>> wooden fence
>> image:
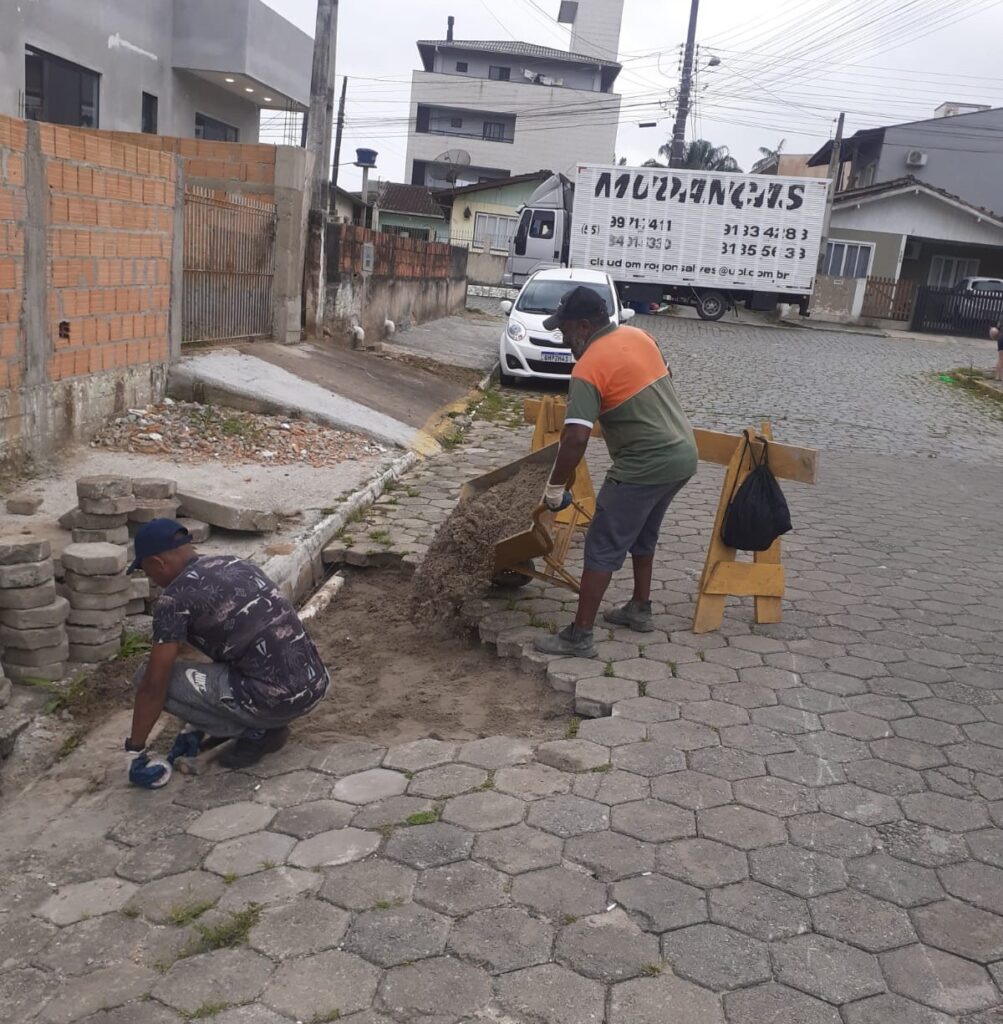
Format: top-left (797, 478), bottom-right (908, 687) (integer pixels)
top-left (862, 276), bottom-right (915, 321)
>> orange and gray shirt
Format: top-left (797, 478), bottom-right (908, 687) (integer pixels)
top-left (565, 323), bottom-right (698, 485)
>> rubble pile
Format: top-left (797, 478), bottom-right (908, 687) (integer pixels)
top-left (90, 401), bottom-right (380, 467)
top-left (0, 539), bottom-right (69, 684)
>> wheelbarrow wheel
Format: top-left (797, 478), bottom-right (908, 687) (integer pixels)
top-left (492, 560), bottom-right (535, 589)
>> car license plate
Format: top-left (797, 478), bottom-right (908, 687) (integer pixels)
top-left (541, 351), bottom-right (572, 363)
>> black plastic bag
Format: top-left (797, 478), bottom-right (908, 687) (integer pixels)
top-left (720, 436), bottom-right (792, 551)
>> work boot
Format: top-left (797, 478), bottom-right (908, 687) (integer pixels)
top-left (603, 600), bottom-right (654, 633)
top-left (219, 727), bottom-right (289, 769)
top-left (534, 624), bottom-right (597, 658)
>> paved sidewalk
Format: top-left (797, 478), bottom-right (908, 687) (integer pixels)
top-left (3, 321), bottom-right (1003, 1023)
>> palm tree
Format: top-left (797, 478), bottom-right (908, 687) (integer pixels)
top-left (752, 138), bottom-right (786, 174)
top-left (657, 138), bottom-right (742, 172)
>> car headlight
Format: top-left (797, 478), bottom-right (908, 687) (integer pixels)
top-left (507, 320), bottom-right (527, 343)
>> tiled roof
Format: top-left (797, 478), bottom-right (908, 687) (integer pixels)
top-left (418, 39), bottom-right (621, 69)
top-left (375, 182), bottom-right (445, 219)
top-left (834, 175), bottom-right (1003, 224)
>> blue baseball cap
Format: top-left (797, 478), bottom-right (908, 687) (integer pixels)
top-left (129, 518), bottom-right (193, 573)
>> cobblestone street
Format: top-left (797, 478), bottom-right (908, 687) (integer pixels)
top-left (4, 321), bottom-right (1003, 1024)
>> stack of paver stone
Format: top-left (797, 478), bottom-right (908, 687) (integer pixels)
top-left (63, 475), bottom-right (136, 545)
top-left (61, 542), bottom-right (129, 664)
top-left (0, 539), bottom-right (69, 683)
top-left (128, 477), bottom-right (179, 533)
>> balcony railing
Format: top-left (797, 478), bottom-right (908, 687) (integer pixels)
top-left (415, 126), bottom-right (514, 145)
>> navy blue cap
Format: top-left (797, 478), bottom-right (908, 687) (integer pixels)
top-left (129, 518), bottom-right (192, 573)
top-left (543, 286), bottom-right (609, 331)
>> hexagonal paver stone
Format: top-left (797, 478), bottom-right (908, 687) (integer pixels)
top-left (902, 792), bottom-right (990, 833)
top-left (1, 915), bottom-right (56, 972)
top-left (612, 696), bottom-right (680, 723)
top-left (527, 794), bottom-right (610, 838)
top-left (611, 799), bottom-right (695, 843)
top-left (698, 805), bottom-right (786, 850)
top-left (936, 861), bottom-right (1003, 915)
top-left (414, 861), bottom-right (508, 916)
top-left (684, 700), bottom-right (750, 729)
top-left (612, 741), bottom-right (686, 777)
top-left (565, 831), bottom-right (656, 881)
top-left (574, 769), bottom-right (650, 806)
top-left (577, 716), bottom-right (647, 747)
top-left (576, 678), bottom-right (639, 717)
top-left (845, 759), bottom-right (924, 797)
top-left (214, 866), bottom-right (321, 913)
top-left (766, 752), bottom-right (845, 787)
top-left (456, 735), bottom-right (533, 769)
top-left (751, 705), bottom-right (821, 734)
top-left (472, 823), bottom-right (564, 876)
top-left (871, 737), bottom-right (947, 770)
top-left (723, 982), bottom-right (841, 1024)
top-left (912, 899), bottom-right (1003, 963)
top-left (352, 795), bottom-right (436, 830)
top-left (124, 870), bottom-right (223, 925)
top-left (547, 657), bottom-right (605, 693)
top-left (810, 889), bottom-right (915, 952)
top-left (2, 969), bottom-right (56, 1024)
top-left (153, 948), bottom-right (274, 1015)
top-left (648, 719), bottom-right (720, 751)
top-left (609, 973), bottom-right (725, 1024)
top-left (379, 956), bottom-right (491, 1020)
top-left (269, 799), bottom-right (355, 839)
top-left (114, 834), bottom-right (211, 884)
top-left (788, 813), bottom-right (875, 859)
top-left (733, 777), bottom-right (818, 818)
top-left (555, 908), bottom-right (660, 982)
top-left (384, 822), bottom-right (473, 869)
top-left (494, 764), bottom-right (572, 800)
top-left (823, 711), bottom-right (893, 741)
top-left (709, 881), bottom-right (811, 941)
top-left (251, 770), bottom-right (332, 807)
top-left (846, 853), bottom-right (944, 907)
top-left (612, 873), bottom-right (706, 933)
top-left (651, 770), bottom-right (732, 810)
top-left (877, 820), bottom-right (967, 870)
top-left (188, 802), bottom-right (277, 841)
top-left (408, 764), bottom-right (487, 799)
top-left (496, 963), bottom-right (605, 1024)
top-left (209, 1009), bottom-right (298, 1024)
top-left (319, 859), bottom-right (416, 911)
top-left (880, 943), bottom-right (999, 1015)
top-left (841, 993), bottom-right (954, 1024)
top-left (37, 877), bottom-right (137, 925)
top-left (333, 768), bottom-right (408, 805)
top-left (772, 933), bottom-right (884, 1004)
top-left (511, 866), bottom-right (608, 921)
top-left (441, 791), bottom-right (525, 831)
top-left (536, 739), bottom-right (610, 772)
top-left (817, 785), bottom-right (901, 826)
top-left (69, 1003), bottom-right (181, 1024)
top-left (382, 739), bottom-right (459, 773)
top-left (656, 837), bottom-right (748, 888)
top-left (448, 907), bottom-right (555, 973)
top-left (968, 828), bottom-right (1003, 867)
top-left (688, 747), bottom-right (765, 781)
top-left (203, 830), bottom-right (294, 878)
top-left (263, 948), bottom-right (379, 1020)
top-left (312, 740), bottom-right (385, 777)
top-left (39, 963), bottom-right (158, 1024)
top-left (343, 904), bottom-right (450, 966)
top-left (750, 846), bottom-right (846, 898)
top-left (661, 923), bottom-right (771, 991)
top-left (248, 898), bottom-right (350, 959)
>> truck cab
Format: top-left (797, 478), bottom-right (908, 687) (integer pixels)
top-left (504, 174), bottom-right (573, 288)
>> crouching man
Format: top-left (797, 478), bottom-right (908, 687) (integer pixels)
top-left (125, 519), bottom-right (329, 788)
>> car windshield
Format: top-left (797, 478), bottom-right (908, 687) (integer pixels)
top-left (972, 281), bottom-right (1003, 292)
top-left (516, 279), bottom-right (613, 315)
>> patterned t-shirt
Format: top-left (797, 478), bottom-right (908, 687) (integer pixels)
top-left (153, 555), bottom-right (329, 715)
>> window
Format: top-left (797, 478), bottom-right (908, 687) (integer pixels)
top-left (530, 211), bottom-right (556, 240)
top-left (482, 121), bottom-right (506, 141)
top-left (489, 66), bottom-right (511, 81)
top-left (450, 117), bottom-right (463, 129)
top-left (142, 92), bottom-right (158, 134)
top-left (23, 46), bottom-right (99, 128)
top-left (929, 255), bottom-right (980, 288)
top-left (822, 240), bottom-right (872, 278)
top-left (456, 61), bottom-right (468, 72)
top-left (473, 212), bottom-right (517, 251)
top-left (195, 112), bottom-right (238, 143)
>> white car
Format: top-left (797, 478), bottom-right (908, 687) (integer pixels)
top-left (498, 268), bottom-right (634, 385)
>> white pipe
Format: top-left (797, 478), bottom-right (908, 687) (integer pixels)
top-left (351, 325), bottom-right (365, 345)
top-left (300, 572), bottom-right (345, 622)
top-left (384, 319), bottom-right (396, 337)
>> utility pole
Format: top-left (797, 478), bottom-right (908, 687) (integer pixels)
top-left (813, 112), bottom-right (845, 289)
top-left (668, 0), bottom-right (700, 168)
top-left (303, 0), bottom-right (338, 336)
top-left (331, 76), bottom-right (347, 190)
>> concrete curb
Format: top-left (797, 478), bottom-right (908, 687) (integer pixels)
top-left (264, 450), bottom-right (419, 605)
top-left (478, 361), bottom-right (500, 392)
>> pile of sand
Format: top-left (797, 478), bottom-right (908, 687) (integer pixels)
top-left (410, 462), bottom-right (552, 624)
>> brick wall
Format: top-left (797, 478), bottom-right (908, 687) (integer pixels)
top-left (0, 117), bottom-right (26, 395)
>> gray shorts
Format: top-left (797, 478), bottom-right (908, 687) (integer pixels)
top-left (584, 477), bottom-right (691, 572)
top-left (133, 660), bottom-right (303, 738)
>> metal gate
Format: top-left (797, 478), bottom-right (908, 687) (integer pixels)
top-left (910, 285), bottom-right (1003, 337)
top-left (182, 188), bottom-right (276, 344)
top-left (861, 276), bottom-right (915, 320)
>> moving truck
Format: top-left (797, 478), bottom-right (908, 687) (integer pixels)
top-left (504, 163), bottom-right (831, 320)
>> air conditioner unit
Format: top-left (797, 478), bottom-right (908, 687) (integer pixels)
top-left (904, 239), bottom-right (922, 260)
top-left (906, 150), bottom-right (928, 167)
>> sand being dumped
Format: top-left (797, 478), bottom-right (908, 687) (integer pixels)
top-left (410, 462), bottom-right (552, 625)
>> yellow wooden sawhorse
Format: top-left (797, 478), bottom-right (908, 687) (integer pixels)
top-left (522, 396), bottom-right (818, 633)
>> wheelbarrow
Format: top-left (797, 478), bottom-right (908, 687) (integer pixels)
top-left (459, 442), bottom-right (592, 593)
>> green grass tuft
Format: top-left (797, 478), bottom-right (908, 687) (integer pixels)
top-left (169, 900), bottom-right (216, 927)
top-left (405, 810), bottom-right (440, 826)
top-left (565, 716), bottom-right (581, 739)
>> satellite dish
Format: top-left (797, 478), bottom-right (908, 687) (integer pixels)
top-left (432, 149), bottom-right (472, 186)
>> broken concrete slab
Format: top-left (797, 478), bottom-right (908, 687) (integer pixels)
top-left (176, 493), bottom-right (280, 534)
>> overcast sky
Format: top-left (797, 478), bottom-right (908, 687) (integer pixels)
top-left (261, 0), bottom-right (1003, 189)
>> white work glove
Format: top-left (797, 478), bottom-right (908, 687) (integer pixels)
top-left (543, 483), bottom-right (573, 512)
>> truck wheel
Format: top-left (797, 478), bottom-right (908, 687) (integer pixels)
top-left (696, 291), bottom-right (728, 321)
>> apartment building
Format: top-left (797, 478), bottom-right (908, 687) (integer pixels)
top-left (0, 0), bottom-right (311, 143)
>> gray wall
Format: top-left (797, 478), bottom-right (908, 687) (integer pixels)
top-left (876, 108), bottom-right (1003, 214)
top-left (426, 108), bottom-right (516, 141)
top-left (430, 50), bottom-right (603, 92)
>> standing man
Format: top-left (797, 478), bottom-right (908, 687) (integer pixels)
top-left (124, 519), bottom-right (329, 788)
top-left (535, 287), bottom-right (698, 658)
top-left (991, 320), bottom-right (1003, 381)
